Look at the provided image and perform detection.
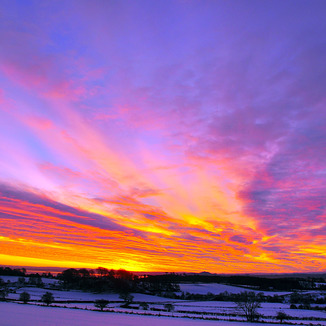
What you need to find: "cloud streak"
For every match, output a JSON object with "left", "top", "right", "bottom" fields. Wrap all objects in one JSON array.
[{"left": 0, "top": 0, "right": 325, "bottom": 272}]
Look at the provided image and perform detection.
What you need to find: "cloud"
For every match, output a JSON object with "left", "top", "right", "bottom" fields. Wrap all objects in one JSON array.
[
  {"left": 229, "top": 235, "right": 252, "bottom": 245},
  {"left": 0, "top": 0, "right": 326, "bottom": 272},
  {"left": 0, "top": 183, "right": 131, "bottom": 233}
]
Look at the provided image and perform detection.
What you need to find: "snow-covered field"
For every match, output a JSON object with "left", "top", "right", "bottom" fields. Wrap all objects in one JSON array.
[
  {"left": 2, "top": 277, "right": 326, "bottom": 325},
  {"left": 4, "top": 287, "right": 325, "bottom": 325},
  {"left": 10, "top": 286, "right": 174, "bottom": 303},
  {"left": 179, "top": 283, "right": 291, "bottom": 296},
  {"left": 0, "top": 302, "right": 286, "bottom": 326}
]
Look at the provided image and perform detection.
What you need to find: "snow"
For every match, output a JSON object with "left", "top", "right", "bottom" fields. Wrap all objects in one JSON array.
[
  {"left": 1, "top": 276, "right": 21, "bottom": 283},
  {"left": 0, "top": 302, "right": 284, "bottom": 326},
  {"left": 174, "top": 301, "right": 326, "bottom": 320},
  {"left": 2, "top": 280, "right": 325, "bottom": 325},
  {"left": 179, "top": 283, "right": 291, "bottom": 296},
  {"left": 10, "top": 287, "right": 175, "bottom": 303},
  {"left": 257, "top": 302, "right": 326, "bottom": 318},
  {"left": 179, "top": 283, "right": 247, "bottom": 295}
]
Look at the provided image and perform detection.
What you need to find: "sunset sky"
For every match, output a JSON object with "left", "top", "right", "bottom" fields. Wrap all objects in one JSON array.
[{"left": 0, "top": 0, "right": 325, "bottom": 273}]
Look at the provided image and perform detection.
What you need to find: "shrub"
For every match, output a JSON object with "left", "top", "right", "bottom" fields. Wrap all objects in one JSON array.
[{"left": 94, "top": 299, "right": 109, "bottom": 311}]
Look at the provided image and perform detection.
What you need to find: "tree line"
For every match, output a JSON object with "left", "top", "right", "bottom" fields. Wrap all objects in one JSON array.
[{"left": 56, "top": 267, "right": 180, "bottom": 295}]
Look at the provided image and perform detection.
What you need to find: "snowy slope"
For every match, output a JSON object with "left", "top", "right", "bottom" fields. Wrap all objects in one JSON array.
[
  {"left": 10, "top": 287, "right": 175, "bottom": 303},
  {"left": 0, "top": 302, "right": 285, "bottom": 326},
  {"left": 179, "top": 283, "right": 291, "bottom": 295}
]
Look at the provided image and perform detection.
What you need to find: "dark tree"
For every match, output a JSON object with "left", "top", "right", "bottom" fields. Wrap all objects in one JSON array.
[
  {"left": 140, "top": 302, "right": 149, "bottom": 310},
  {"left": 94, "top": 299, "right": 109, "bottom": 311},
  {"left": 0, "top": 267, "right": 26, "bottom": 276},
  {"left": 96, "top": 267, "right": 109, "bottom": 277},
  {"left": 290, "top": 291, "right": 301, "bottom": 304},
  {"left": 78, "top": 268, "right": 90, "bottom": 278},
  {"left": 28, "top": 275, "right": 44, "bottom": 287},
  {"left": 164, "top": 303, "right": 175, "bottom": 312},
  {"left": 276, "top": 311, "right": 289, "bottom": 323},
  {"left": 17, "top": 277, "right": 26, "bottom": 286},
  {"left": 58, "top": 268, "right": 79, "bottom": 285},
  {"left": 41, "top": 292, "right": 54, "bottom": 306},
  {"left": 20, "top": 291, "right": 30, "bottom": 304},
  {"left": 116, "top": 269, "right": 133, "bottom": 280},
  {"left": 119, "top": 292, "right": 134, "bottom": 307},
  {"left": 236, "top": 291, "right": 261, "bottom": 322},
  {"left": 0, "top": 287, "right": 8, "bottom": 301}
]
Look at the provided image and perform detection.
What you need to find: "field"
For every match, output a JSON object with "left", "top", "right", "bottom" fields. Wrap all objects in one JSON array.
[
  {"left": 0, "top": 302, "right": 281, "bottom": 326},
  {"left": 1, "top": 276, "right": 326, "bottom": 325}
]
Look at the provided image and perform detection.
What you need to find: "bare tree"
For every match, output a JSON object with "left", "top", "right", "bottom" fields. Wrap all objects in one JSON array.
[{"left": 236, "top": 291, "right": 261, "bottom": 322}]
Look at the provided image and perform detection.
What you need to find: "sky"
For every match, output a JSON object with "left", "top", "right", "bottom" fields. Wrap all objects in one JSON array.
[{"left": 0, "top": 0, "right": 325, "bottom": 273}]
